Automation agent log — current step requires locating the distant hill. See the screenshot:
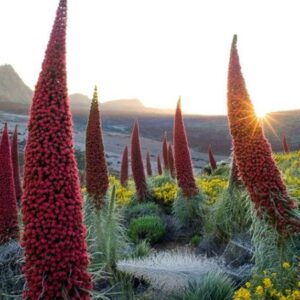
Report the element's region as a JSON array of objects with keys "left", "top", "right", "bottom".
[
  {"left": 1, "top": 64, "right": 300, "bottom": 156},
  {"left": 0, "top": 65, "right": 33, "bottom": 104},
  {"left": 0, "top": 65, "right": 172, "bottom": 115},
  {"left": 69, "top": 94, "right": 173, "bottom": 115}
]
